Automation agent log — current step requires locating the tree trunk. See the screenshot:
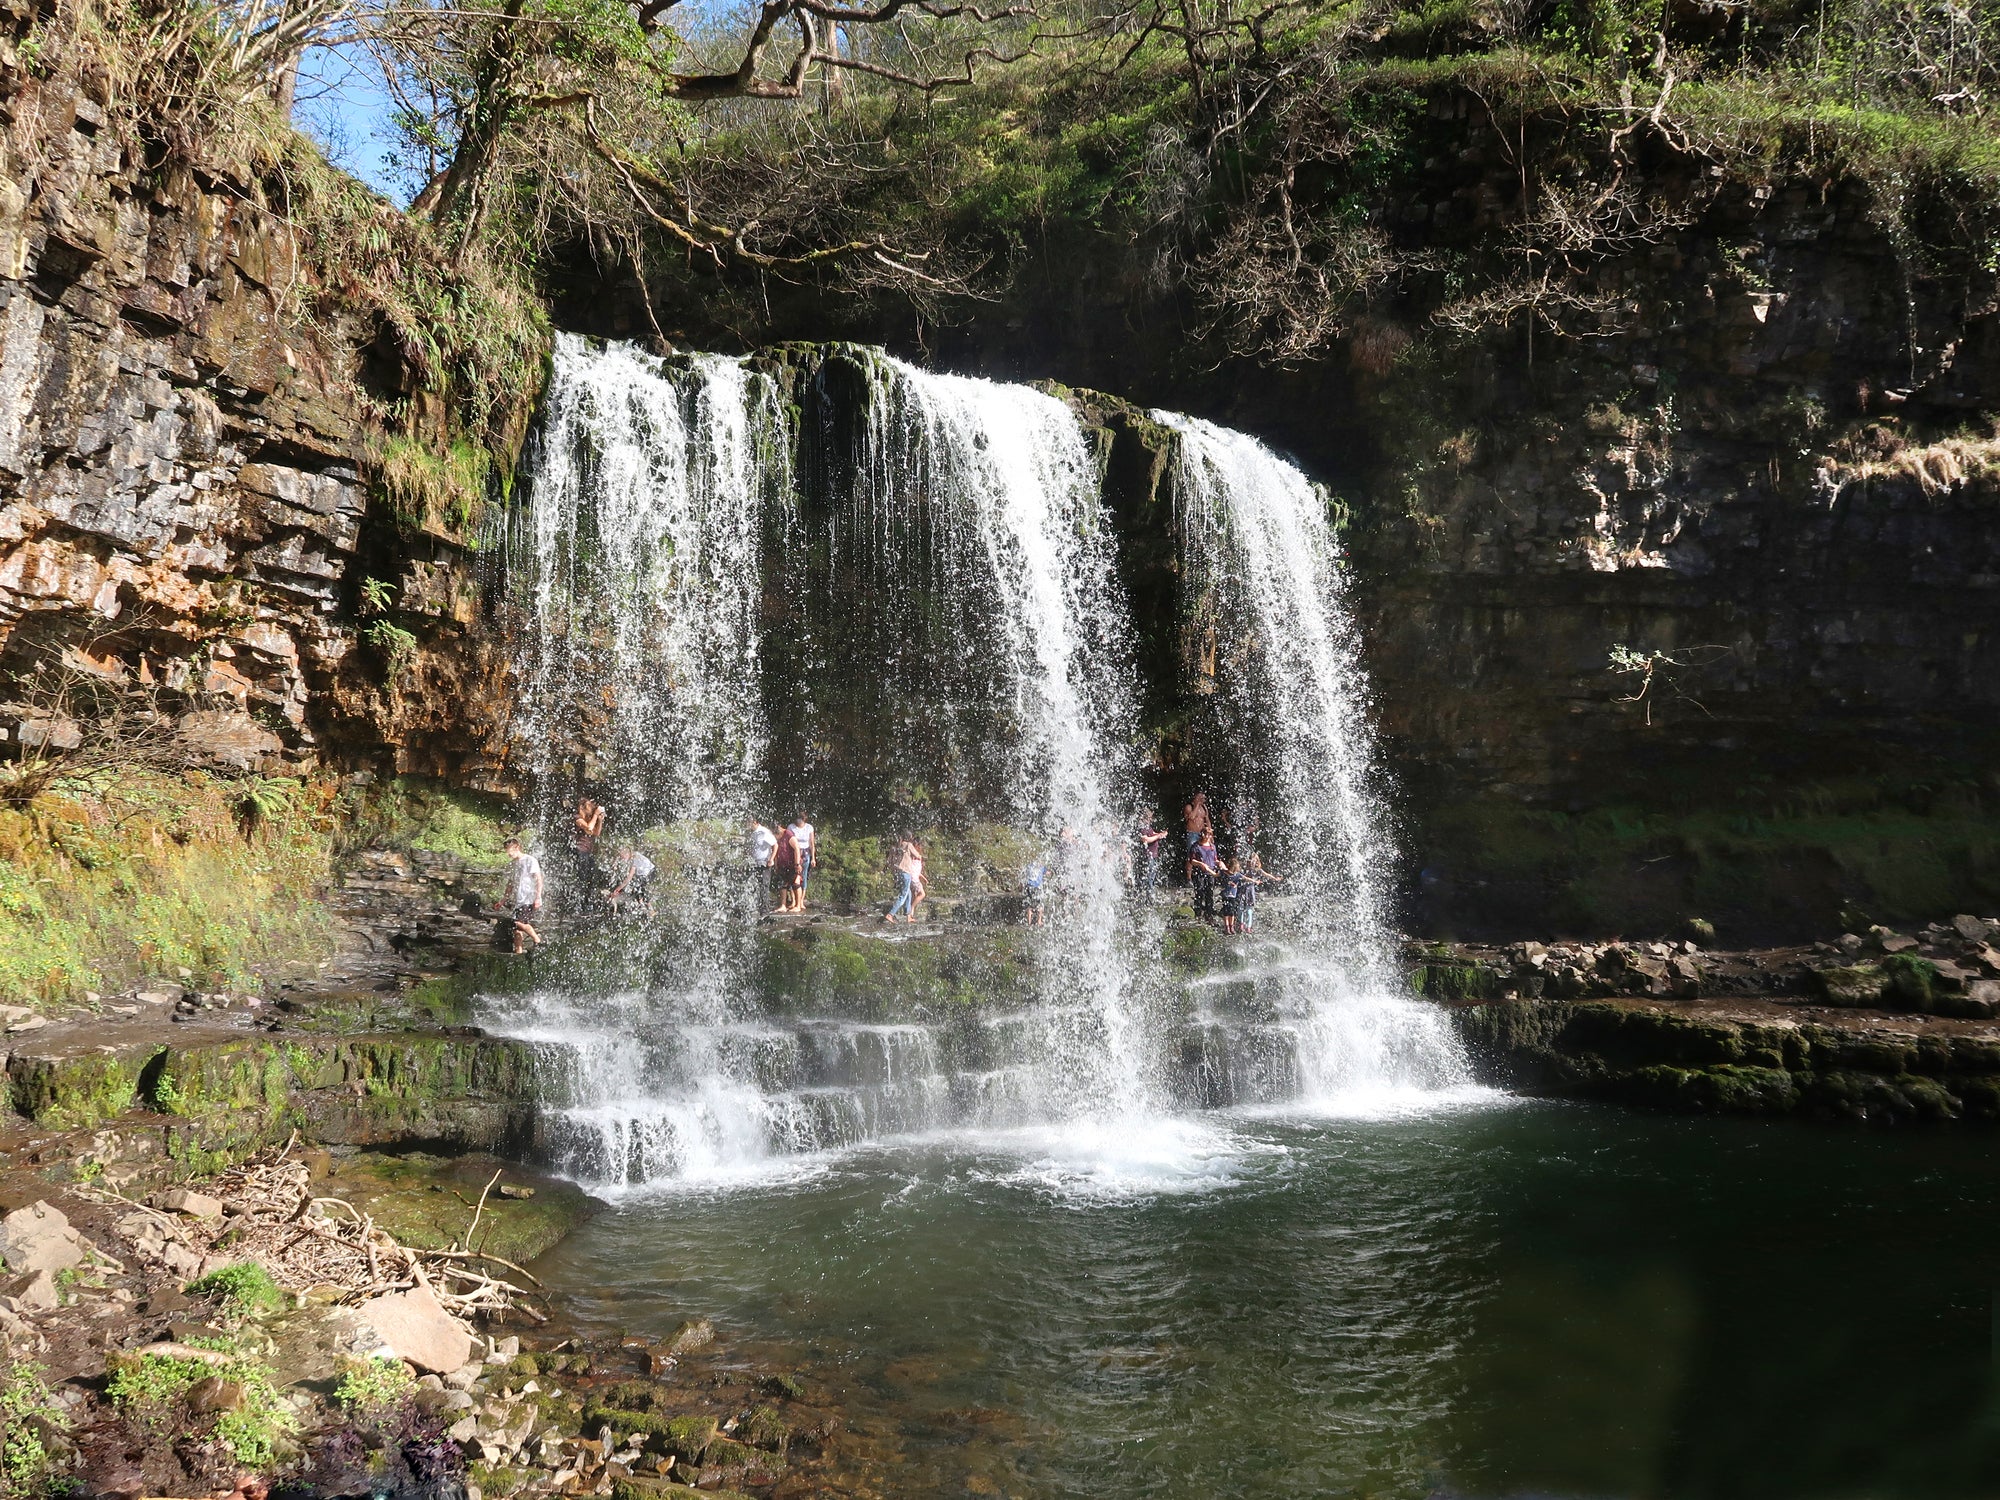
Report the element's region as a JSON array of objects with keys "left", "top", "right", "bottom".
[{"left": 410, "top": 0, "right": 525, "bottom": 228}]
